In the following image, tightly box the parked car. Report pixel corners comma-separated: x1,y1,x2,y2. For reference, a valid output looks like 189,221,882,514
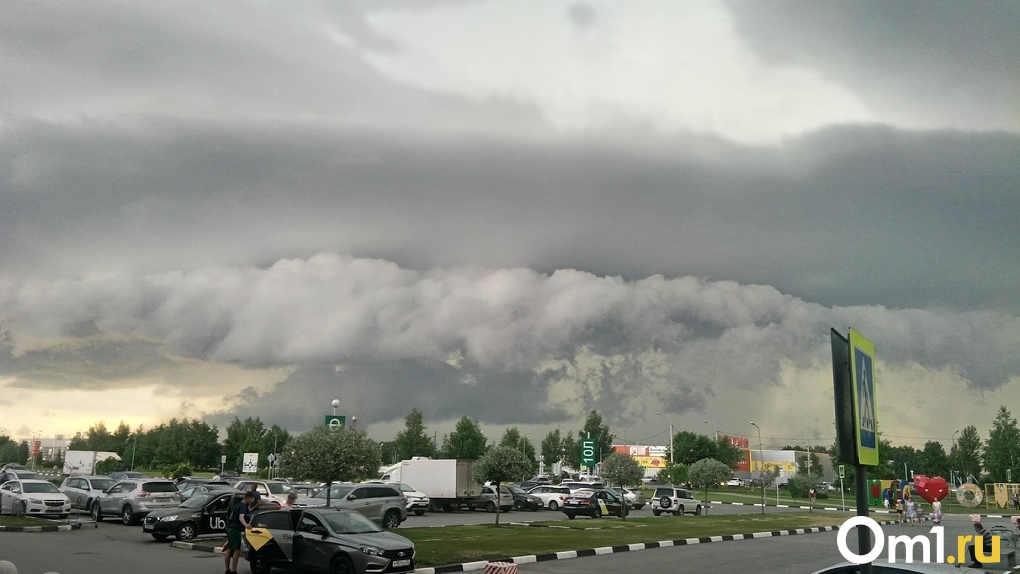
231,479,301,508
725,478,746,487
91,478,181,524
294,483,407,528
641,476,660,487
0,479,72,518
0,469,41,485
363,481,430,516
527,485,571,511
651,486,705,516
561,481,605,492
607,486,646,509
59,475,116,510
243,508,416,574
530,475,552,485
506,485,542,511
561,488,625,519
465,484,514,512
516,480,541,491
143,490,245,541
109,471,150,481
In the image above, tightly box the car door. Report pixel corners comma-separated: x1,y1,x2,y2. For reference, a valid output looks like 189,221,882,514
202,492,234,534
0,482,13,512
293,512,333,572
103,483,128,516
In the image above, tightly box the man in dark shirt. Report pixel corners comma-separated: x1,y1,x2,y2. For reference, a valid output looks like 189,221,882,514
968,521,995,568
224,492,253,574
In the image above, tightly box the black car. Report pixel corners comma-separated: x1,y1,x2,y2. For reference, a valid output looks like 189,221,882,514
143,491,244,541
178,483,239,502
561,488,625,519
506,485,541,511
244,508,415,574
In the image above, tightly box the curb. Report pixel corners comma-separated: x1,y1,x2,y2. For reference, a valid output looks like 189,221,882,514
412,519,905,574
0,523,81,532
171,540,225,553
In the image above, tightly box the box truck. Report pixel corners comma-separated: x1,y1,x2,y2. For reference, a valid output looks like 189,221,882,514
63,450,122,475
379,458,484,512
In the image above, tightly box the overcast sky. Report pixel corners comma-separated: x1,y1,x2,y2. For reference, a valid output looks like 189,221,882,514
2,1,1018,453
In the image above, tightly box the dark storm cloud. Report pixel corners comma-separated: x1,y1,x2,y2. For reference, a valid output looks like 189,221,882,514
726,0,1020,131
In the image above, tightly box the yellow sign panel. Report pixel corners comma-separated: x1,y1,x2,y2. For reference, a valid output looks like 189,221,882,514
849,329,879,466
634,455,669,468
749,461,797,472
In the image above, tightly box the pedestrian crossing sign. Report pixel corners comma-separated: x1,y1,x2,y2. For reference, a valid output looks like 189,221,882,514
849,328,879,466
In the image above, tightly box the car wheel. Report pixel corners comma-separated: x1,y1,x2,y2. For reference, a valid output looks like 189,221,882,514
592,506,602,519
413,509,427,516
652,510,661,516
91,501,103,522
485,501,496,513
634,504,644,510
121,505,134,525
514,500,524,510
695,505,703,516
659,496,671,507
548,500,559,511
675,505,684,516
566,513,576,520
176,522,198,540
249,551,273,574
382,509,401,529
151,534,170,541
330,555,354,574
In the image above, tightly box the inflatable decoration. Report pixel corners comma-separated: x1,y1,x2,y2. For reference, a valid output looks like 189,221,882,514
956,483,983,508
912,475,949,503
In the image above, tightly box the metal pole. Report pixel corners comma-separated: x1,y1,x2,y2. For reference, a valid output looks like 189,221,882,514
751,422,764,514
855,464,872,574
669,423,674,464
130,433,138,471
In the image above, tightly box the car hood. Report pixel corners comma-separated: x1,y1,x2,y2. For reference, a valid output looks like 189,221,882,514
329,530,414,550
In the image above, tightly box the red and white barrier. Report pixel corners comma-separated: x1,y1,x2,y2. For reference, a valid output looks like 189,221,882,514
484,561,518,574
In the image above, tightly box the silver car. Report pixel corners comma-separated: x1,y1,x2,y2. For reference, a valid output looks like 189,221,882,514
295,483,408,529
59,475,116,510
90,478,181,525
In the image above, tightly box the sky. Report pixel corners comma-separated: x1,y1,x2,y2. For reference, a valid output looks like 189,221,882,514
1,1,1018,454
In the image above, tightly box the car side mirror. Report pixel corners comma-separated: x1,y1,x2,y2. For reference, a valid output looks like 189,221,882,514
347,494,356,500
311,526,328,536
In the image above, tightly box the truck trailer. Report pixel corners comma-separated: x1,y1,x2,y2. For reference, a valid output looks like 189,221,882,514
379,458,482,512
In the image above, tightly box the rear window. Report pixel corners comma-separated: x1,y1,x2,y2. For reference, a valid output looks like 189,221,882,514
143,482,179,493
653,488,675,498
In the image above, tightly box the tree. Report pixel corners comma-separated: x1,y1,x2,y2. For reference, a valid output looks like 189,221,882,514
394,409,437,461
499,428,536,476
561,432,580,471
951,425,982,481
671,431,717,466
224,417,268,472
441,416,488,459
601,453,644,488
917,441,950,479
657,462,689,486
688,458,731,511
472,446,532,526
579,411,615,468
714,437,743,468
288,426,381,505
540,429,563,469
17,441,29,465
983,407,1020,482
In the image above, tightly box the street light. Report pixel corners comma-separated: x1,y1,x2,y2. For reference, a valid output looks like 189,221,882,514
951,429,960,486
331,399,340,416
750,422,765,514
657,413,675,464
703,420,719,441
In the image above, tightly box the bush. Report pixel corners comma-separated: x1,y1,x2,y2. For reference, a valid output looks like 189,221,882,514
164,463,194,480
786,474,821,499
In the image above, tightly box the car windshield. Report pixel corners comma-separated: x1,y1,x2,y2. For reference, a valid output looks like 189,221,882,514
570,490,595,498
90,478,115,491
313,485,353,499
267,483,297,495
23,482,60,493
507,486,524,494
398,483,416,493
323,511,383,534
182,494,215,508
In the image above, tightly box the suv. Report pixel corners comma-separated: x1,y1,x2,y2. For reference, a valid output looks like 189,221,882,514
91,478,181,524
295,483,407,528
651,486,705,516
59,475,117,510
364,481,430,516
466,484,514,512
231,479,301,508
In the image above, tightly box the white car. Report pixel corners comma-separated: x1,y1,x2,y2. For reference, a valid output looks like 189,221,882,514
527,485,571,510
0,479,72,518
725,478,746,487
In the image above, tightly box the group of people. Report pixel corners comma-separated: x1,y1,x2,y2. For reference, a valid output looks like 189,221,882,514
222,484,300,574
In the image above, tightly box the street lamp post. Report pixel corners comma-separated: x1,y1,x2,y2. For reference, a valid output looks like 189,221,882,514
331,399,340,416
750,422,765,514
704,420,720,442
951,429,960,486
656,413,675,464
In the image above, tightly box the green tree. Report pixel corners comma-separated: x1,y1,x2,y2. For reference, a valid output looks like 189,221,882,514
561,432,580,471
951,425,982,481
499,428,537,476
601,453,644,488
441,416,488,459
17,441,29,464
540,429,563,469
394,408,437,461
916,441,950,479
671,431,716,465
579,410,615,468
657,462,689,486
473,446,532,526
95,456,119,475
688,458,732,510
288,426,381,505
223,417,267,472
983,407,1020,482
714,437,743,468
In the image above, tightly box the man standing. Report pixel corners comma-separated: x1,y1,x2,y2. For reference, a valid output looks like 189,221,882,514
224,492,254,574
247,483,263,518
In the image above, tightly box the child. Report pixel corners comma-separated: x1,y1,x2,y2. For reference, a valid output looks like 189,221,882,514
895,498,905,523
932,499,942,525
905,496,917,525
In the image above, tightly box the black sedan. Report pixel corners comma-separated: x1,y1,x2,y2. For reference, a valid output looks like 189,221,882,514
561,488,625,519
244,508,415,574
506,485,542,511
143,491,243,541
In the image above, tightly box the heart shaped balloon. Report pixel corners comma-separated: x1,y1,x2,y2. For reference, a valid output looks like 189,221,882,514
913,475,949,503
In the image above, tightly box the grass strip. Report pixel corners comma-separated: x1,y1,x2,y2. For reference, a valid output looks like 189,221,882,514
0,516,61,527
401,512,844,567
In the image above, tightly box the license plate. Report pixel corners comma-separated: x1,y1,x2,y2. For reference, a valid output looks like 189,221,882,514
143,524,153,530
154,498,168,503
392,559,411,567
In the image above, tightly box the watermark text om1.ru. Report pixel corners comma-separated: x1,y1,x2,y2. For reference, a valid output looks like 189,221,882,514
837,516,1002,565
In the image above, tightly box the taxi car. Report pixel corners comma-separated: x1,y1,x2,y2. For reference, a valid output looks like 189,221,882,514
561,488,625,519
142,491,245,541
243,507,415,574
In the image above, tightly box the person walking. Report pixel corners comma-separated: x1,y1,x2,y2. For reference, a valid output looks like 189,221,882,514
224,492,254,574
895,498,904,523
905,495,917,525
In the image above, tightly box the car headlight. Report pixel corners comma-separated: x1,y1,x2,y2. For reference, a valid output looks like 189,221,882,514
360,545,384,557
159,515,178,522
29,498,43,504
